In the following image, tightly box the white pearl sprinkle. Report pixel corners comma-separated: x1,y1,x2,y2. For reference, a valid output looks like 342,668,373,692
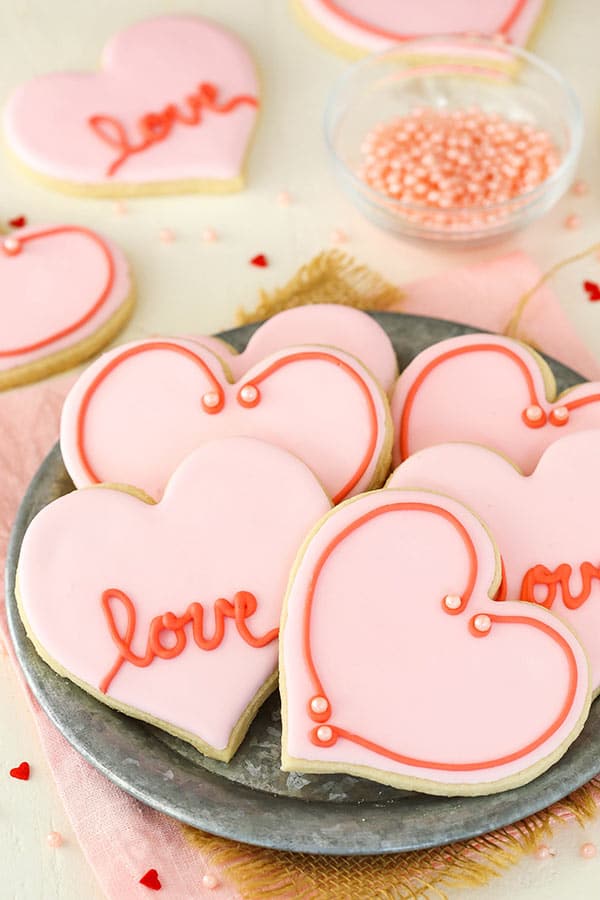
202,391,220,409
553,406,569,421
525,405,543,422
443,594,462,610
240,384,258,404
310,696,329,715
473,614,492,633
316,725,333,743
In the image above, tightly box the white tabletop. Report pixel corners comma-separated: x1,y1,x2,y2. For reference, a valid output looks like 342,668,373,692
2,1,600,897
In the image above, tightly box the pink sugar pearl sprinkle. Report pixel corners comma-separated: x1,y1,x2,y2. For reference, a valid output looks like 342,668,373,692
46,831,63,848
358,106,560,231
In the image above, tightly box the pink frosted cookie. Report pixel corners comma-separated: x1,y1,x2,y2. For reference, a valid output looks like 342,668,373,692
60,338,392,502
389,431,600,696
4,16,259,197
0,224,133,390
17,437,331,761
280,488,590,795
192,304,398,394
392,333,600,473
294,0,545,58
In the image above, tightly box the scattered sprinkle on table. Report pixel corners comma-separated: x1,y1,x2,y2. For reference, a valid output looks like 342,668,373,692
580,842,597,859
9,215,27,228
250,253,268,267
9,761,30,781
159,228,175,244
202,873,219,889
202,228,218,243
564,213,581,230
139,868,162,890
46,831,63,848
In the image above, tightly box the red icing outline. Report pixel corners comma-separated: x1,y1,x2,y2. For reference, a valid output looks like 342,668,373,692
88,82,258,177
398,342,600,460
75,344,380,504
521,562,600,610
302,501,579,771
99,588,278,694
317,0,529,41
0,226,115,358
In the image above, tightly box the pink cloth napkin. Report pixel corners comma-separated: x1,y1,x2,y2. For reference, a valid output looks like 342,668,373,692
1,252,598,900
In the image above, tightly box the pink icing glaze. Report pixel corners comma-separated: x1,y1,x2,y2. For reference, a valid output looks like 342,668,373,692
17,437,331,752
391,333,600,473
299,0,544,52
281,488,589,792
0,225,130,373
4,16,258,186
60,338,390,502
190,305,398,394
388,431,600,695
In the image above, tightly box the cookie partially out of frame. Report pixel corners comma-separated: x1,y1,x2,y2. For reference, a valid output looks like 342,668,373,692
0,224,134,390
293,0,546,59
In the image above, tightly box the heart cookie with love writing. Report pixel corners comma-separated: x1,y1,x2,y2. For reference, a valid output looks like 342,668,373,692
4,16,259,196
60,338,391,502
280,488,590,794
17,437,331,761
392,333,600,473
389,430,600,696
294,0,545,57
193,304,398,395
0,225,133,390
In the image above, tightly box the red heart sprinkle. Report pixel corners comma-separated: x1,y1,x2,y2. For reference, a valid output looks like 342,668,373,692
583,280,600,301
250,254,268,268
139,869,162,891
9,216,27,229
10,762,30,780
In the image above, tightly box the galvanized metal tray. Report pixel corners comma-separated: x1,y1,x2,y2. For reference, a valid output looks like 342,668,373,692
6,312,600,855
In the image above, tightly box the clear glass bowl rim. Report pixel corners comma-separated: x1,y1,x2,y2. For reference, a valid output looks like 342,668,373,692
324,34,584,216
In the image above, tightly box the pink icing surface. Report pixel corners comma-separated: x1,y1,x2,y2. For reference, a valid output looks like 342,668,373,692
281,488,589,789
299,0,544,51
18,437,331,752
389,432,600,695
60,338,389,502
191,304,398,394
392,333,600,473
4,16,258,185
0,225,130,372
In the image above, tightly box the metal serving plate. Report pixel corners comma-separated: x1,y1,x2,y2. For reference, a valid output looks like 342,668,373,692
6,312,600,855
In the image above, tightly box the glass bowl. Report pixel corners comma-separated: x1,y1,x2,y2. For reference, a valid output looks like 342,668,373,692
324,35,583,245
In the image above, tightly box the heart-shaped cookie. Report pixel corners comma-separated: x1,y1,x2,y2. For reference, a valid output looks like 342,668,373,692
0,225,133,390
295,0,544,57
4,16,259,196
192,304,398,395
280,488,590,794
392,333,600,473
17,437,331,760
60,338,391,502
389,430,600,695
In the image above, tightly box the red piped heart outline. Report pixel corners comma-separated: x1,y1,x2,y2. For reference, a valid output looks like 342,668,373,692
299,499,581,773
0,226,115,358
72,341,381,504
396,339,600,461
